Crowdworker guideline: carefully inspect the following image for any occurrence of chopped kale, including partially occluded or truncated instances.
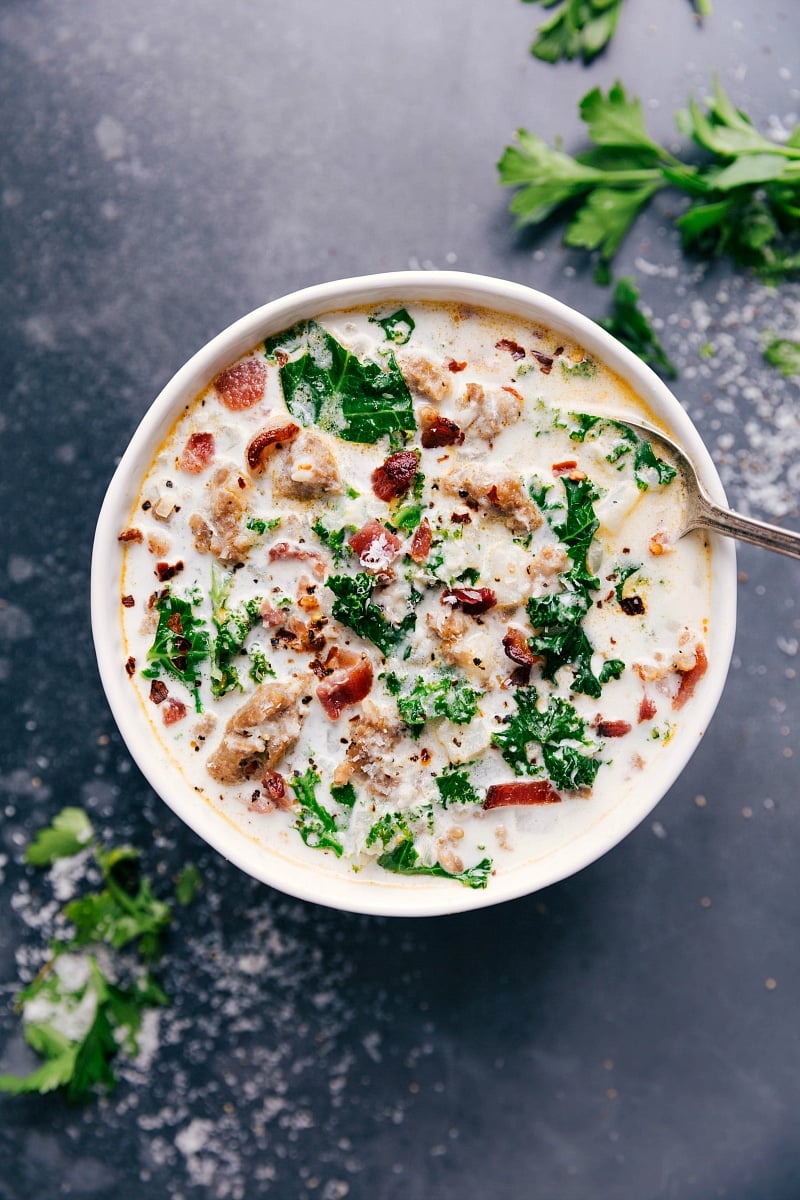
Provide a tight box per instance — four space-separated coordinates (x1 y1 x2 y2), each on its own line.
435 765 483 808
326 572 417 656
142 589 209 711
311 519 356 565
607 422 677 489
209 567 262 698
248 645 275 684
613 562 642 602
369 307 416 345
388 672 482 736
267 319 416 444
391 501 426 532
561 358 597 379
377 836 492 890
290 768 343 857
491 687 601 791
330 782 358 810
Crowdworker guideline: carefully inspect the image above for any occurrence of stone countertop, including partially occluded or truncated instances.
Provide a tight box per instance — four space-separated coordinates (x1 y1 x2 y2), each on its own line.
0 2 798 1197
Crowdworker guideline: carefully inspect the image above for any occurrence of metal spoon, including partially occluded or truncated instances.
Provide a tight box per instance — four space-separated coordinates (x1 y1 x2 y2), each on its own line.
617 418 800 560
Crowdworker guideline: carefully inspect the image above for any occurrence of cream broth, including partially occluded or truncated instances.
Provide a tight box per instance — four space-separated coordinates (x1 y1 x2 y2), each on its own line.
116 301 711 891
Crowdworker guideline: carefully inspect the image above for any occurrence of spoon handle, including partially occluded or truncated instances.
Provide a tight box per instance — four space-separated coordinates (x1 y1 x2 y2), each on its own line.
694 496 800 560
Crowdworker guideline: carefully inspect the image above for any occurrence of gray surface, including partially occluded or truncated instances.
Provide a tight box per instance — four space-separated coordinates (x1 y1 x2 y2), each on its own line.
1 2 799 1197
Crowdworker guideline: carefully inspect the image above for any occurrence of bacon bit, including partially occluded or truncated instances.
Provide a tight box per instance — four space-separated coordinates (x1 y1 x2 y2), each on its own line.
502 627 537 667
552 459 578 475
420 411 464 448
259 599 288 627
371 450 419 501
408 517 432 563
638 696 657 723
442 587 497 615
214 359 267 410
118 528 143 543
317 649 374 719
154 560 184 582
504 666 532 688
501 385 524 405
263 770 293 810
419 747 432 766
246 423 301 473
268 541 326 578
484 780 561 809
495 338 526 360
348 520 403 570
447 359 467 372
531 350 554 374
162 697 188 726
596 719 632 738
121 594 135 608
166 612 184 635
620 595 645 616
649 531 671 556
673 644 708 710
309 657 331 680
179 431 215 474
149 679 168 705
271 617 327 654
125 656 136 677
450 511 472 525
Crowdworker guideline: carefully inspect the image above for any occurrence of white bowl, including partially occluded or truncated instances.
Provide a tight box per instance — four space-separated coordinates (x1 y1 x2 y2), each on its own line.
91 271 736 916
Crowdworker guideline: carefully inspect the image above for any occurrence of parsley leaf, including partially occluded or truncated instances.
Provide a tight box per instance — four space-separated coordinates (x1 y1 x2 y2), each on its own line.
492 687 601 791
267 320 416 444
763 337 800 377
523 0 625 65
600 277 677 379
25 807 94 866
326 572 417 657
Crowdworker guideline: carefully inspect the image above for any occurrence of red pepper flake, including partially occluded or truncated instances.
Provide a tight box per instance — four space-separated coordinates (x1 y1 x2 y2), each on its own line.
162 697 188 725
484 780 561 808
179 431 215 474
149 679 169 705
495 338 526 361
155 560 184 582
442 587 496 615
638 696 657 723
408 517 432 563
246 423 301 472
125 656 136 677
118 528 143 543
420 413 464 449
447 359 467 373
121 594 135 608
371 450 419 501
214 358 267 410
596 719 632 738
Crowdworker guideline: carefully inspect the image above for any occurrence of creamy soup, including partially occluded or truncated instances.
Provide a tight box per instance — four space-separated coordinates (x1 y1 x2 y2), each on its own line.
116 301 711 891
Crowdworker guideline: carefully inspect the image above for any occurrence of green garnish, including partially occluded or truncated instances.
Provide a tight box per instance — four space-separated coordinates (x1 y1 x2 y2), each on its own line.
209 567 262 698
392 501 426 532
377 835 492 890
0 808 183 1102
499 76 800 278
387 672 482 736
266 320 416 443
290 767 343 857
560 357 597 379
763 338 800 377
174 863 203 907
369 307 416 345
613 563 642 602
311 519 356 565
606 423 678 490
523 0 624 65
491 688 601 791
326 573 417 656
142 589 209 712
330 782 358 810
435 765 483 809
600 277 677 379
248 645 275 684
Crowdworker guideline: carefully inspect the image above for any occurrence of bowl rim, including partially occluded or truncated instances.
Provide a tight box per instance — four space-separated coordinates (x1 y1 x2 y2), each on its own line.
91 269 737 917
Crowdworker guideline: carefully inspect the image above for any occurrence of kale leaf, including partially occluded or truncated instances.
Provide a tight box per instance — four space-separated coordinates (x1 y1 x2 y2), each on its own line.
290 767 343 857
388 672 482 736
326 573 417 656
491 687 601 791
142 589 209 711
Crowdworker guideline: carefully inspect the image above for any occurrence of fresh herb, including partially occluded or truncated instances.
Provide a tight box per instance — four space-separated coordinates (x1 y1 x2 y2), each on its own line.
369 307 416 345
435 765 483 808
377 835 492 890
600 277 677 379
492 688 601 791
248 645 275 684
142 589 209 712
388 672 482 736
568 413 602 443
606 422 677 490
210 567 262 698
330 782 358 809
561 358 597 379
326 573 417 656
246 515 281 535
174 863 203 907
0 809 179 1102
498 76 800 278
267 320 416 443
392 501 426 532
763 337 800 377
290 768 343 857
523 0 624 64
311 519 356 565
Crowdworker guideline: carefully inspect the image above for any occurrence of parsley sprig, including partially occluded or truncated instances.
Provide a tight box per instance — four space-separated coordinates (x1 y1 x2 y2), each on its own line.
0 808 194 1102
523 0 710 65
499 77 800 278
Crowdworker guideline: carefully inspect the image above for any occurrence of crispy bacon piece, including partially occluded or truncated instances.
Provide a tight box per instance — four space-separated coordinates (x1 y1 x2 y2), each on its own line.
420 409 464 449
348 520 403 572
149 679 168 705
162 697 188 725
447 359 467 372
179 432 215 474
495 338 526 360
371 450 419 501
268 541 327 578
484 780 561 809
596 720 632 738
442 587 497 615
154 560 184 582
125 656 136 677
552 459 578 475
638 696 657 723
261 770 293 811
121 594 135 608
673 644 708 709
118 527 143 543
531 349 554 374
502 627 537 667
246 422 301 472
259 599 288 627
408 517 432 563
316 648 374 719
214 359 267 410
